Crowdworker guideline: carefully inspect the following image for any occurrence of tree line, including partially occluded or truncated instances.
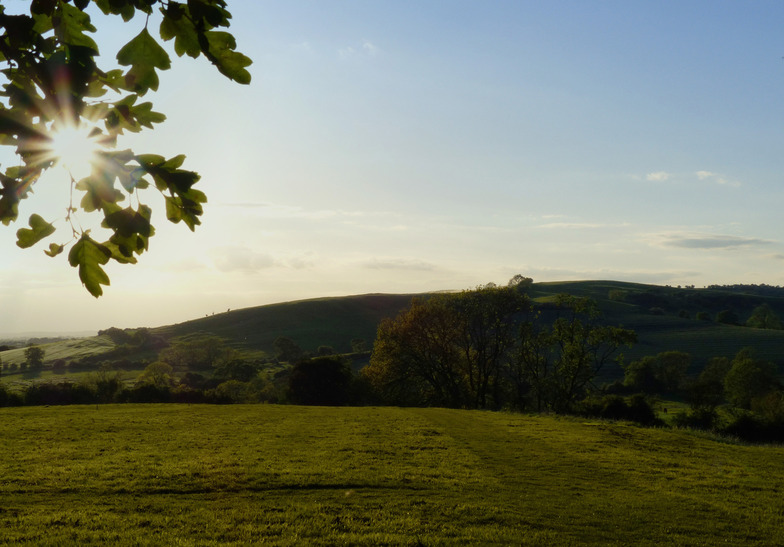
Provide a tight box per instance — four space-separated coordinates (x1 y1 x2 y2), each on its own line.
362 277 636 413
4 278 784 442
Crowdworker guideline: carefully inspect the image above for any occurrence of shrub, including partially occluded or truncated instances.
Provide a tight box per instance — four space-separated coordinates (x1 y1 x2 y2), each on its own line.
720 411 784 443
580 395 662 426
672 408 720 431
119 384 172 403
288 356 352 406
24 382 97 406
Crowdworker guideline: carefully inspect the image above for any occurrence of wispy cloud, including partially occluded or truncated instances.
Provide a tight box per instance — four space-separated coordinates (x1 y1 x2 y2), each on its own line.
695 170 740 187
219 202 383 221
539 222 618 229
537 221 631 230
639 170 741 187
362 41 378 56
646 171 671 182
655 233 771 250
339 40 380 59
211 246 275 273
363 258 438 271
284 252 317 269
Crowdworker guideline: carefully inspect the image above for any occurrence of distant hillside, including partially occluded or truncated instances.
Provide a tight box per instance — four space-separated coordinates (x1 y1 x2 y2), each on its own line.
152 293 422 356
4 281 784 378
530 280 784 376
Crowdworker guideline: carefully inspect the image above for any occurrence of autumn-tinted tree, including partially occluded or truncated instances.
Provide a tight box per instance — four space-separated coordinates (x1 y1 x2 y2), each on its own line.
365 284 635 413
365 295 467 407
0 1 251 295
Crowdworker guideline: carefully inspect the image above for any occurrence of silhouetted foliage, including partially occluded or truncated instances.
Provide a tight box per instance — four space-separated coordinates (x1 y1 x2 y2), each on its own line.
716 309 739 325
723 348 780 410
623 351 690 395
24 345 45 370
317 345 335 356
24 382 96 405
120 384 172 404
581 394 662 426
288 356 353 406
365 285 635 413
274 337 304 363
746 303 783 330
350 339 367 353
0 1 251 295
213 359 260 382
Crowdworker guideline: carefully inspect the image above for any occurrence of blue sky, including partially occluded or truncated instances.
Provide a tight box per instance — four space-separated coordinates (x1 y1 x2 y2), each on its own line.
1 1 784 334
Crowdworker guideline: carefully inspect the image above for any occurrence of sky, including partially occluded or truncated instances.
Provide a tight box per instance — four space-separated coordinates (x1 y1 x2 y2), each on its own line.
1 0 784 335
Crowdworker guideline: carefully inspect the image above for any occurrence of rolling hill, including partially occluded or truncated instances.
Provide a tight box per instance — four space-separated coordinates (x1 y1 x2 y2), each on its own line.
4 281 784 379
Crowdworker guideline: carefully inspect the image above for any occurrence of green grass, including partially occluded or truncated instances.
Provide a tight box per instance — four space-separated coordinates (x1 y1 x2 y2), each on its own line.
1 404 782 545
0 335 115 366
154 293 419 355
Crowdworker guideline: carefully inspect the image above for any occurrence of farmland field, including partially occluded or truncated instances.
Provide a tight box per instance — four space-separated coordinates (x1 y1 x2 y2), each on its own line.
1 405 783 545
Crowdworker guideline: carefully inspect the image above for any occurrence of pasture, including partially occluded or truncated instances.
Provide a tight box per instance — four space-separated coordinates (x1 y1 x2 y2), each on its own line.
1 405 782 545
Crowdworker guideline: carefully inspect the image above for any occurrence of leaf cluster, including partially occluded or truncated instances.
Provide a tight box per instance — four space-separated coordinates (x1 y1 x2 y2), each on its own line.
0 1 251 295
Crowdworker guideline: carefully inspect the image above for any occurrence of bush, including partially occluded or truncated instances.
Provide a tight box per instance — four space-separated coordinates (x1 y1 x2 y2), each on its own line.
52 359 67 374
672 408 720 430
288 356 352 406
580 395 662 426
720 411 784 443
119 384 172 403
24 382 97 406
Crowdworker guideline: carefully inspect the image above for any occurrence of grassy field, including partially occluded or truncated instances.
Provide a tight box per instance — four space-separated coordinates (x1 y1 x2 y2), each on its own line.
1 405 783 545
0 335 116 366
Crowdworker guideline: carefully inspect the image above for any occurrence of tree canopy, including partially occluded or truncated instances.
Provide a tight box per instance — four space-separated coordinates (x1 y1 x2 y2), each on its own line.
364 283 636 412
0 0 251 296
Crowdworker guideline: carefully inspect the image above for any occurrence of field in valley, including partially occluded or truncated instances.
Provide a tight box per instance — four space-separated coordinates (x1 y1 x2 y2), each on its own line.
1 404 783 545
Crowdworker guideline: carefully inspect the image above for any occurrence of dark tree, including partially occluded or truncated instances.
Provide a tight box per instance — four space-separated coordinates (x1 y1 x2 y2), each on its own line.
724 348 780 409
273 337 303 363
746 303 783 330
716 309 739 325
288 356 352 406
24 345 45 370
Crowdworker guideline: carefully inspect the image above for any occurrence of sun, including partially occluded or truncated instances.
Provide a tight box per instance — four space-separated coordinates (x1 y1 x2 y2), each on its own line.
47 122 104 180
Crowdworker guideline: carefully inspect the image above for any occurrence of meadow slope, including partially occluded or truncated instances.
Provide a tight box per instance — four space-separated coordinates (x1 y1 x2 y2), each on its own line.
1 405 782 545
5 282 784 380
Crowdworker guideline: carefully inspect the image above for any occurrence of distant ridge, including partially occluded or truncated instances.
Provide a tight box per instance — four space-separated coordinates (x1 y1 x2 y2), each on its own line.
5 281 784 377
152 292 423 355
